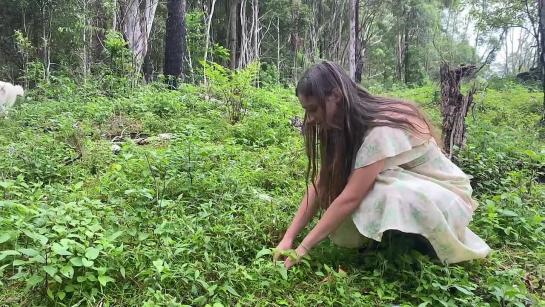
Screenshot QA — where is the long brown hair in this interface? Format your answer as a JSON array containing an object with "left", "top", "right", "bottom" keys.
[{"left": 296, "top": 61, "right": 437, "bottom": 209}]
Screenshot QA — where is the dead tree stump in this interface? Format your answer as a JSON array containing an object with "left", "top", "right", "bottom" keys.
[{"left": 439, "top": 63, "right": 477, "bottom": 160}]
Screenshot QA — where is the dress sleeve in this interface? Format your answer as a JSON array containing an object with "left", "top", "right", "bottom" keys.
[{"left": 353, "top": 126, "right": 432, "bottom": 170}]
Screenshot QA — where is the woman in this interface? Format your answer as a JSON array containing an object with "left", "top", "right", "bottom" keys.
[{"left": 274, "top": 61, "right": 490, "bottom": 268}]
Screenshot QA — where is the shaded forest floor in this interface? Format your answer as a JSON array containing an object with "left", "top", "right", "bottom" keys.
[{"left": 0, "top": 81, "right": 544, "bottom": 306}]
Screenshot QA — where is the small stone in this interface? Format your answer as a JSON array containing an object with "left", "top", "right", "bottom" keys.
[
  {"left": 158, "top": 133, "right": 174, "bottom": 141},
  {"left": 111, "top": 144, "right": 121, "bottom": 154}
]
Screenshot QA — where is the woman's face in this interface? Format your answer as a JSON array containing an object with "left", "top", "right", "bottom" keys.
[{"left": 299, "top": 91, "right": 342, "bottom": 128}]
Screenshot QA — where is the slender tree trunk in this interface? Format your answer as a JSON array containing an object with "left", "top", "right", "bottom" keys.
[
  {"left": 505, "top": 28, "right": 509, "bottom": 75},
  {"left": 355, "top": 0, "right": 364, "bottom": 83},
  {"left": 203, "top": 0, "right": 217, "bottom": 86},
  {"left": 291, "top": 0, "right": 300, "bottom": 83},
  {"left": 229, "top": 0, "right": 239, "bottom": 69},
  {"left": 81, "top": 0, "right": 89, "bottom": 82},
  {"left": 403, "top": 26, "right": 410, "bottom": 83},
  {"left": 41, "top": 0, "right": 52, "bottom": 83},
  {"left": 277, "top": 16, "right": 280, "bottom": 84},
  {"left": 396, "top": 32, "right": 404, "bottom": 82},
  {"left": 252, "top": 0, "right": 259, "bottom": 62},
  {"left": 238, "top": 0, "right": 248, "bottom": 68},
  {"left": 164, "top": 0, "right": 187, "bottom": 88},
  {"left": 349, "top": 0, "right": 356, "bottom": 80},
  {"left": 112, "top": 0, "right": 117, "bottom": 31},
  {"left": 539, "top": 0, "right": 545, "bottom": 123}
]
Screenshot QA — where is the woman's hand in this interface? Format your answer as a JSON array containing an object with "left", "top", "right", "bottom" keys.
[
  {"left": 273, "top": 238, "right": 293, "bottom": 261},
  {"left": 283, "top": 245, "right": 308, "bottom": 269}
]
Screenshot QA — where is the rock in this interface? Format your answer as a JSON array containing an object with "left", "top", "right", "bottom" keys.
[
  {"left": 111, "top": 144, "right": 121, "bottom": 154},
  {"left": 135, "top": 137, "right": 149, "bottom": 145},
  {"left": 158, "top": 133, "right": 174, "bottom": 141}
]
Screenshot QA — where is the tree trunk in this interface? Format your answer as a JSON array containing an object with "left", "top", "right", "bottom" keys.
[
  {"left": 348, "top": 0, "right": 356, "bottom": 80},
  {"left": 120, "top": 0, "right": 159, "bottom": 73},
  {"left": 439, "top": 63, "right": 477, "bottom": 159},
  {"left": 355, "top": 0, "right": 363, "bottom": 83},
  {"left": 41, "top": 0, "right": 52, "bottom": 83},
  {"left": 143, "top": 49, "right": 153, "bottom": 82},
  {"left": 291, "top": 0, "right": 300, "bottom": 83},
  {"left": 164, "top": 0, "right": 188, "bottom": 89},
  {"left": 112, "top": 0, "right": 117, "bottom": 31},
  {"left": 238, "top": 0, "right": 248, "bottom": 68},
  {"left": 203, "top": 0, "right": 217, "bottom": 65},
  {"left": 252, "top": 0, "right": 259, "bottom": 62},
  {"left": 403, "top": 26, "right": 410, "bottom": 83},
  {"left": 539, "top": 0, "right": 545, "bottom": 123},
  {"left": 229, "top": 0, "right": 239, "bottom": 69},
  {"left": 277, "top": 16, "right": 280, "bottom": 84}
]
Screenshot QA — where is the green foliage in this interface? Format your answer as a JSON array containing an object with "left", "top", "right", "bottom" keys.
[
  {"left": 0, "top": 80, "right": 544, "bottom": 305},
  {"left": 203, "top": 61, "right": 260, "bottom": 124}
]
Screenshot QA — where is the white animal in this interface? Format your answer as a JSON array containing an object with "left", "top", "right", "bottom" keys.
[{"left": 0, "top": 81, "right": 24, "bottom": 116}]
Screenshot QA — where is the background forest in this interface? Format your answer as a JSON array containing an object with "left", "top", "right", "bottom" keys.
[{"left": 1, "top": 0, "right": 545, "bottom": 306}]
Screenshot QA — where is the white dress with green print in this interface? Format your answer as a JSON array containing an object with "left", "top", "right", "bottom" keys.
[{"left": 329, "top": 126, "right": 491, "bottom": 264}]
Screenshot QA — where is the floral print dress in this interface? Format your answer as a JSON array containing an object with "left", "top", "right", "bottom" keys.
[{"left": 329, "top": 126, "right": 491, "bottom": 264}]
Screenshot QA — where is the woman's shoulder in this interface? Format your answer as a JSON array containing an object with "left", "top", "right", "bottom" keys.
[{"left": 366, "top": 125, "right": 432, "bottom": 145}]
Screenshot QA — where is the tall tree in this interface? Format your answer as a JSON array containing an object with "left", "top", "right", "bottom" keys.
[
  {"left": 229, "top": 0, "right": 240, "bottom": 69},
  {"left": 119, "top": 0, "right": 159, "bottom": 72},
  {"left": 349, "top": 0, "right": 357, "bottom": 80},
  {"left": 539, "top": 0, "right": 545, "bottom": 122},
  {"left": 164, "top": 0, "right": 188, "bottom": 89}
]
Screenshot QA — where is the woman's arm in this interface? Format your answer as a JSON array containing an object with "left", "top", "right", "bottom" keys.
[
  {"left": 286, "top": 160, "right": 384, "bottom": 266},
  {"left": 280, "top": 178, "right": 320, "bottom": 245}
]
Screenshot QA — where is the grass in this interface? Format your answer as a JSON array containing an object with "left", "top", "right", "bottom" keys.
[{"left": 0, "top": 79, "right": 544, "bottom": 306}]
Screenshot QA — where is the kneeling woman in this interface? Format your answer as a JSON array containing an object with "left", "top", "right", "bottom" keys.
[{"left": 275, "top": 61, "right": 490, "bottom": 268}]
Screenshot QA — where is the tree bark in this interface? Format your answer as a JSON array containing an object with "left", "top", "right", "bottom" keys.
[
  {"left": 291, "top": 0, "right": 300, "bottom": 83},
  {"left": 539, "top": 0, "right": 545, "bottom": 123},
  {"left": 439, "top": 63, "right": 477, "bottom": 159},
  {"left": 164, "top": 0, "right": 188, "bottom": 89},
  {"left": 349, "top": 0, "right": 356, "bottom": 80},
  {"left": 120, "top": 0, "right": 159, "bottom": 73},
  {"left": 238, "top": 0, "right": 248, "bottom": 68},
  {"left": 203, "top": 0, "right": 217, "bottom": 65},
  {"left": 229, "top": 0, "right": 239, "bottom": 69},
  {"left": 252, "top": 0, "right": 259, "bottom": 62},
  {"left": 354, "top": 0, "right": 363, "bottom": 83}
]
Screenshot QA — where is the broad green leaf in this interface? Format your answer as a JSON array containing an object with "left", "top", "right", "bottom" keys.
[
  {"left": 26, "top": 274, "right": 44, "bottom": 287},
  {"left": 43, "top": 265, "right": 58, "bottom": 277},
  {"left": 23, "top": 230, "right": 48, "bottom": 245},
  {"left": 97, "top": 275, "right": 114, "bottom": 286},
  {"left": 19, "top": 248, "right": 40, "bottom": 257},
  {"left": 70, "top": 257, "right": 83, "bottom": 267},
  {"left": 0, "top": 250, "right": 20, "bottom": 261},
  {"left": 120, "top": 266, "right": 125, "bottom": 278},
  {"left": 30, "top": 255, "right": 46, "bottom": 264},
  {"left": 60, "top": 265, "right": 74, "bottom": 278},
  {"left": 57, "top": 291, "right": 66, "bottom": 300},
  {"left": 82, "top": 258, "right": 94, "bottom": 267},
  {"left": 153, "top": 259, "right": 164, "bottom": 272},
  {"left": 51, "top": 243, "right": 72, "bottom": 256},
  {"left": 85, "top": 247, "right": 100, "bottom": 260},
  {"left": 53, "top": 275, "right": 62, "bottom": 283},
  {"left": 0, "top": 233, "right": 11, "bottom": 244},
  {"left": 256, "top": 248, "right": 272, "bottom": 259},
  {"left": 13, "top": 259, "right": 27, "bottom": 266}
]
